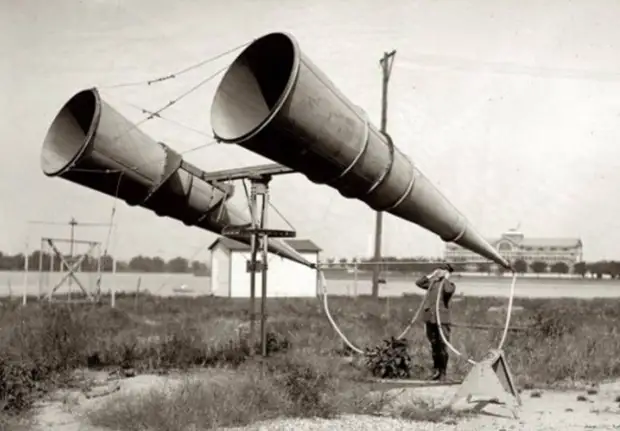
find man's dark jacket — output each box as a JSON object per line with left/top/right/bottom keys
{"left": 416, "top": 274, "right": 456, "bottom": 324}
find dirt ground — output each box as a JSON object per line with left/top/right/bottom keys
{"left": 31, "top": 371, "right": 620, "bottom": 431}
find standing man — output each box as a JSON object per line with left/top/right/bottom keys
{"left": 415, "top": 263, "right": 456, "bottom": 381}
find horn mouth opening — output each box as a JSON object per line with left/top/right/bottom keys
{"left": 41, "top": 88, "right": 100, "bottom": 177}
{"left": 211, "top": 32, "right": 300, "bottom": 143}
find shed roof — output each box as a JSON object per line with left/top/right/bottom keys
{"left": 209, "top": 237, "right": 322, "bottom": 253}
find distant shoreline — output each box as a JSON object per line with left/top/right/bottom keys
{"left": 1, "top": 269, "right": 616, "bottom": 282}
{"left": 320, "top": 270, "right": 618, "bottom": 282}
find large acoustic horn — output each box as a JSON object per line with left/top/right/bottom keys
{"left": 211, "top": 32, "right": 511, "bottom": 269}
{"left": 40, "top": 87, "right": 311, "bottom": 267}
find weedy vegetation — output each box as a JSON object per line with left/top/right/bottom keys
{"left": 1, "top": 291, "right": 619, "bottom": 430}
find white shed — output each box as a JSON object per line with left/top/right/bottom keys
{"left": 208, "top": 237, "right": 322, "bottom": 298}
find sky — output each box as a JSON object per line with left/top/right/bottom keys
{"left": 2, "top": 0, "right": 620, "bottom": 261}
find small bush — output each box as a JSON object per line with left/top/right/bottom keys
{"left": 397, "top": 399, "right": 471, "bottom": 423}
{"left": 4, "top": 288, "right": 620, "bottom": 423}
{"left": 266, "top": 354, "right": 339, "bottom": 418}
{"left": 0, "top": 357, "right": 43, "bottom": 413}
{"left": 530, "top": 308, "right": 578, "bottom": 339}
{"left": 87, "top": 371, "right": 289, "bottom": 430}
{"left": 365, "top": 337, "right": 412, "bottom": 379}
{"left": 0, "top": 301, "right": 291, "bottom": 414}
{"left": 88, "top": 356, "right": 342, "bottom": 431}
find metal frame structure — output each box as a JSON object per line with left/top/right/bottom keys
{"left": 38, "top": 237, "right": 102, "bottom": 302}
{"left": 207, "top": 164, "right": 296, "bottom": 358}
{"left": 23, "top": 218, "right": 114, "bottom": 304}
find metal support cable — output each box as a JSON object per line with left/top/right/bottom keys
{"left": 105, "top": 65, "right": 227, "bottom": 147}
{"left": 102, "top": 95, "right": 213, "bottom": 138}
{"left": 99, "top": 41, "right": 251, "bottom": 89}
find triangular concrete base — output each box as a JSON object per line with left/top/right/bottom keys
{"left": 450, "top": 349, "right": 521, "bottom": 419}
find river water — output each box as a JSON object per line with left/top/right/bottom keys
{"left": 1, "top": 270, "right": 619, "bottom": 299}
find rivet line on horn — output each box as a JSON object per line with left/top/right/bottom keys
{"left": 196, "top": 205, "right": 217, "bottom": 224}
{"left": 195, "top": 198, "right": 226, "bottom": 224}
{"left": 180, "top": 173, "right": 195, "bottom": 226}
{"left": 364, "top": 131, "right": 396, "bottom": 198}
{"left": 195, "top": 180, "right": 232, "bottom": 225}
{"left": 381, "top": 154, "right": 416, "bottom": 212}
{"left": 446, "top": 224, "right": 467, "bottom": 243}
{"left": 140, "top": 143, "right": 183, "bottom": 206}
{"left": 323, "top": 110, "right": 370, "bottom": 188}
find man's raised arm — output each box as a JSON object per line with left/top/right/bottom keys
{"left": 416, "top": 273, "right": 432, "bottom": 290}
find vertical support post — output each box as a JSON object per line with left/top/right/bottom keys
{"left": 353, "top": 261, "right": 358, "bottom": 297}
{"left": 112, "top": 239, "right": 117, "bottom": 296}
{"left": 50, "top": 251, "right": 54, "bottom": 300}
{"left": 95, "top": 243, "right": 102, "bottom": 300}
{"left": 22, "top": 237, "right": 29, "bottom": 305}
{"left": 248, "top": 182, "right": 259, "bottom": 349}
{"left": 372, "top": 50, "right": 397, "bottom": 299}
{"left": 259, "top": 178, "right": 271, "bottom": 358}
{"left": 68, "top": 218, "right": 77, "bottom": 299}
{"left": 135, "top": 277, "right": 141, "bottom": 312}
{"left": 38, "top": 240, "right": 44, "bottom": 300}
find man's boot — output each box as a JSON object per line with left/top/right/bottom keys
{"left": 430, "top": 351, "right": 441, "bottom": 380}
{"left": 438, "top": 354, "right": 448, "bottom": 381}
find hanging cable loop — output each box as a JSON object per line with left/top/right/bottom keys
{"left": 317, "top": 267, "right": 519, "bottom": 363}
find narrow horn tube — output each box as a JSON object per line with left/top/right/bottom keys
{"left": 210, "top": 32, "right": 511, "bottom": 269}
{"left": 40, "top": 88, "right": 311, "bottom": 268}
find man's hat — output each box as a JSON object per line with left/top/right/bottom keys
{"left": 438, "top": 263, "right": 454, "bottom": 273}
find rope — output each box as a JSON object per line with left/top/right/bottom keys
{"left": 99, "top": 41, "right": 251, "bottom": 89}
{"left": 435, "top": 271, "right": 518, "bottom": 365}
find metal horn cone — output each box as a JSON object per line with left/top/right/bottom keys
{"left": 40, "top": 87, "right": 312, "bottom": 268}
{"left": 210, "top": 32, "right": 511, "bottom": 269}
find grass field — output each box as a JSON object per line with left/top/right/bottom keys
{"left": 1, "top": 291, "right": 619, "bottom": 430}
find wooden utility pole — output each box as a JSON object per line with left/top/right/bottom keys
{"left": 68, "top": 217, "right": 78, "bottom": 298}
{"left": 371, "top": 50, "right": 396, "bottom": 298}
